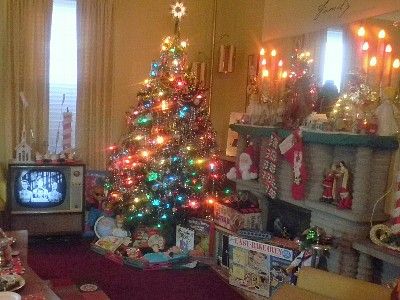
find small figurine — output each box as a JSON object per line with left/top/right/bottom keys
{"left": 226, "top": 143, "right": 258, "bottom": 181}
{"left": 337, "top": 161, "right": 352, "bottom": 209}
{"left": 35, "top": 152, "right": 43, "bottom": 163}
{"left": 321, "top": 164, "right": 337, "bottom": 204}
{"left": 375, "top": 87, "right": 398, "bottom": 136}
{"left": 112, "top": 215, "right": 129, "bottom": 238}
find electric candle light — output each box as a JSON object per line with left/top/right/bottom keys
{"left": 271, "top": 49, "right": 277, "bottom": 57}
{"left": 262, "top": 69, "right": 269, "bottom": 77}
{"left": 389, "top": 58, "right": 400, "bottom": 86}
{"left": 378, "top": 29, "right": 386, "bottom": 39}
{"left": 384, "top": 44, "right": 392, "bottom": 86}
{"left": 260, "top": 48, "right": 265, "bottom": 56}
{"left": 357, "top": 26, "right": 365, "bottom": 37}
{"left": 369, "top": 56, "right": 377, "bottom": 67}
{"left": 261, "top": 58, "right": 267, "bottom": 65}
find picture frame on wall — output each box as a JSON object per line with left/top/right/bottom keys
{"left": 225, "top": 112, "right": 244, "bottom": 157}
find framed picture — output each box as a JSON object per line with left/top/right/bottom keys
{"left": 226, "top": 112, "right": 244, "bottom": 157}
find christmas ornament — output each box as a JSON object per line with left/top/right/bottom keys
{"left": 279, "top": 129, "right": 307, "bottom": 200}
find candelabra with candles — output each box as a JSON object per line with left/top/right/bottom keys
{"left": 357, "top": 26, "right": 400, "bottom": 90}
{"left": 245, "top": 48, "right": 289, "bottom": 126}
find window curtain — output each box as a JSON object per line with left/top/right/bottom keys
{"left": 76, "top": 0, "right": 115, "bottom": 170}
{"left": 1, "top": 0, "right": 52, "bottom": 167}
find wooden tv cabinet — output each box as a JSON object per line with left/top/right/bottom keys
{"left": 9, "top": 212, "right": 83, "bottom": 236}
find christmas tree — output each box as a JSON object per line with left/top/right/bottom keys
{"left": 103, "top": 2, "right": 228, "bottom": 233}
{"left": 330, "top": 72, "right": 378, "bottom": 132}
{"left": 282, "top": 51, "right": 318, "bottom": 128}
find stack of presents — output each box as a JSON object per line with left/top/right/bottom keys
{"left": 85, "top": 172, "right": 301, "bottom": 298}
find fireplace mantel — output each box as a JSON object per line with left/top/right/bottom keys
{"left": 230, "top": 124, "right": 399, "bottom": 279}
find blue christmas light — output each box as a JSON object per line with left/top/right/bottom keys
{"left": 138, "top": 213, "right": 143, "bottom": 217}
{"left": 176, "top": 195, "right": 185, "bottom": 202}
{"left": 161, "top": 214, "right": 167, "bottom": 219}
{"left": 179, "top": 106, "right": 189, "bottom": 118}
{"left": 152, "top": 199, "right": 161, "bottom": 206}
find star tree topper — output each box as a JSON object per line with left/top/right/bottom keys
{"left": 171, "top": 2, "right": 186, "bottom": 36}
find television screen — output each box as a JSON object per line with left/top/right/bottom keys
{"left": 15, "top": 170, "right": 66, "bottom": 208}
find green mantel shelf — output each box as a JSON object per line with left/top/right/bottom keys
{"left": 230, "top": 124, "right": 399, "bottom": 150}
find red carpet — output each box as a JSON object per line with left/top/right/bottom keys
{"left": 28, "top": 237, "right": 243, "bottom": 300}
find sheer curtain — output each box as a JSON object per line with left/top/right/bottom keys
{"left": 76, "top": 0, "right": 115, "bottom": 169}
{"left": 1, "top": 0, "right": 53, "bottom": 167}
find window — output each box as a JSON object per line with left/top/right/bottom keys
{"left": 48, "top": 0, "right": 77, "bottom": 154}
{"left": 323, "top": 29, "right": 344, "bottom": 91}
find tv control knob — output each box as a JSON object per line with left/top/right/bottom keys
{"left": 73, "top": 171, "right": 81, "bottom": 177}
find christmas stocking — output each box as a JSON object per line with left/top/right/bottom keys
{"left": 279, "top": 129, "right": 307, "bottom": 200}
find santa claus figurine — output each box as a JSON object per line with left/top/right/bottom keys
{"left": 337, "top": 161, "right": 352, "bottom": 209}
{"left": 227, "top": 143, "right": 258, "bottom": 181}
{"left": 321, "top": 164, "right": 337, "bottom": 204}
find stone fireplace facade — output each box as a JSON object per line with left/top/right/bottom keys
{"left": 231, "top": 124, "right": 398, "bottom": 280}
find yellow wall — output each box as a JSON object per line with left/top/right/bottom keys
{"left": 210, "top": 0, "right": 265, "bottom": 150}
{"left": 111, "top": 0, "right": 266, "bottom": 153}
{"left": 111, "top": 0, "right": 215, "bottom": 142}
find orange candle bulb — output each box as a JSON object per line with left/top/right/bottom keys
{"left": 357, "top": 26, "right": 365, "bottom": 37}
{"left": 370, "top": 56, "right": 377, "bottom": 67}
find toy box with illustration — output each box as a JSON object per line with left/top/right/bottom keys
{"left": 176, "top": 218, "right": 215, "bottom": 256}
{"left": 214, "top": 202, "right": 261, "bottom": 232}
{"left": 228, "top": 236, "right": 297, "bottom": 297}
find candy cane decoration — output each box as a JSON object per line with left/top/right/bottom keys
{"left": 62, "top": 108, "right": 72, "bottom": 151}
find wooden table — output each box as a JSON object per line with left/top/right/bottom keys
{"left": 7, "top": 230, "right": 60, "bottom": 299}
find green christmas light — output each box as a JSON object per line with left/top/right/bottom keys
{"left": 224, "top": 188, "right": 232, "bottom": 195}
{"left": 147, "top": 171, "right": 159, "bottom": 181}
{"left": 188, "top": 159, "right": 195, "bottom": 165}
{"left": 137, "top": 115, "right": 151, "bottom": 126}
{"left": 104, "top": 182, "right": 113, "bottom": 190}
{"left": 195, "top": 184, "right": 203, "bottom": 192}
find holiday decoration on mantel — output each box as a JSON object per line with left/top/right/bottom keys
{"left": 320, "top": 161, "right": 353, "bottom": 209}
{"left": 281, "top": 51, "right": 318, "bottom": 129}
{"left": 226, "top": 142, "right": 258, "bottom": 181}
{"left": 330, "top": 72, "right": 379, "bottom": 134}
{"left": 103, "top": 2, "right": 227, "bottom": 233}
{"left": 279, "top": 129, "right": 307, "bottom": 200}
{"left": 370, "top": 171, "right": 400, "bottom": 252}
{"left": 375, "top": 87, "right": 399, "bottom": 136}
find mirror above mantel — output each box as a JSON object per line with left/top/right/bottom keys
{"left": 260, "top": 5, "right": 400, "bottom": 93}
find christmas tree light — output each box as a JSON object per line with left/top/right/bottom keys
{"left": 103, "top": 2, "right": 228, "bottom": 232}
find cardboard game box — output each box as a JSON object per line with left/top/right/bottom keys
{"left": 228, "top": 236, "right": 297, "bottom": 297}
{"left": 214, "top": 202, "right": 261, "bottom": 232}
{"left": 176, "top": 218, "right": 215, "bottom": 257}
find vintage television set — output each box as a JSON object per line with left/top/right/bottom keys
{"left": 7, "top": 163, "right": 85, "bottom": 235}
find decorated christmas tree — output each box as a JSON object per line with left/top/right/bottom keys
{"left": 103, "top": 2, "right": 227, "bottom": 233}
{"left": 282, "top": 51, "right": 318, "bottom": 128}
{"left": 330, "top": 72, "right": 378, "bottom": 132}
